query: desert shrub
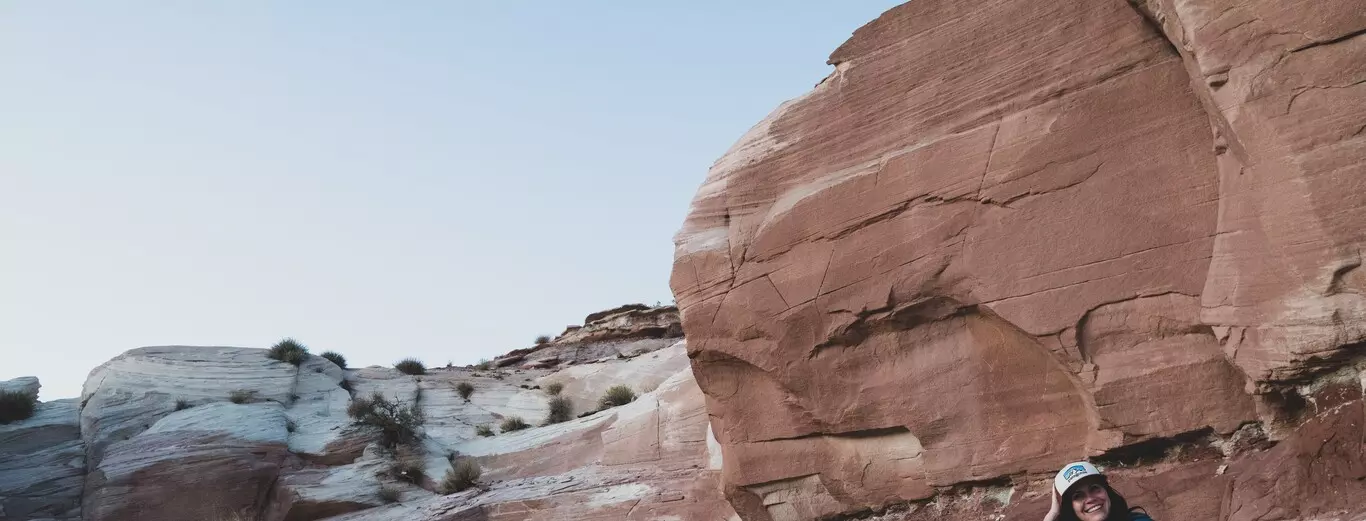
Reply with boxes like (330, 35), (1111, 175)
(0, 390), (37, 424)
(475, 424), (495, 437)
(544, 395), (573, 425)
(598, 385), (636, 409)
(544, 382), (564, 396)
(389, 456), (426, 485)
(267, 338), (309, 366)
(474, 358), (492, 371)
(440, 458), (482, 494)
(319, 351), (347, 369)
(174, 398), (192, 411)
(347, 392), (425, 448)
(377, 485), (402, 503)
(499, 416), (529, 432)
(456, 382), (475, 401)
(394, 358), (426, 376)
(285, 419), (297, 433)
(228, 389), (258, 404)
(534, 335), (551, 345)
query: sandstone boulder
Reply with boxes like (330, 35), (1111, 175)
(82, 402), (292, 521)
(0, 377), (40, 398)
(0, 384), (84, 521)
(670, 0), (1366, 518)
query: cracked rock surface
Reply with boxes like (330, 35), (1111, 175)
(671, 0), (1365, 519)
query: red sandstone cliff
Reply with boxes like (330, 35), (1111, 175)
(671, 0), (1366, 519)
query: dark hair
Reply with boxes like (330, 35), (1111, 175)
(1058, 480), (1140, 521)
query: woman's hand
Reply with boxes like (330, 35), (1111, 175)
(1043, 489), (1062, 521)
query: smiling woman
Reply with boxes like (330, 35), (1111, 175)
(1044, 462), (1154, 521)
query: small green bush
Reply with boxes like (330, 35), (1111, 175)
(475, 424), (495, 437)
(174, 398), (192, 411)
(320, 351), (347, 369)
(440, 458), (482, 494)
(544, 382), (564, 396)
(456, 382), (475, 401)
(267, 338), (309, 366)
(0, 390), (37, 424)
(500, 416), (530, 432)
(545, 395), (573, 425)
(394, 358), (426, 376)
(347, 392), (425, 448)
(474, 358), (492, 371)
(377, 485), (402, 503)
(598, 385), (636, 409)
(534, 335), (551, 345)
(229, 389), (258, 404)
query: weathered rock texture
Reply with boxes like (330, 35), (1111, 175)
(0, 378), (84, 521)
(0, 332), (735, 520)
(670, 0), (1365, 519)
(497, 304), (684, 370)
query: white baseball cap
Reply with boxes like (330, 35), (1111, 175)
(1054, 461), (1103, 495)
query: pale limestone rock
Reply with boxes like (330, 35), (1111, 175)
(80, 346), (297, 464)
(0, 376), (40, 397)
(0, 396), (84, 521)
(285, 355), (354, 459)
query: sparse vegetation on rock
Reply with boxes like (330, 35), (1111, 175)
(545, 395), (574, 425)
(535, 334), (552, 345)
(475, 424), (495, 437)
(500, 416), (530, 432)
(228, 389), (259, 404)
(474, 358), (492, 371)
(394, 358), (426, 375)
(440, 458), (482, 494)
(347, 392), (425, 448)
(0, 390), (37, 424)
(174, 398), (192, 411)
(377, 485), (402, 503)
(267, 338), (309, 366)
(389, 455), (426, 485)
(599, 385), (636, 409)
(545, 382), (564, 396)
(456, 382), (475, 401)
(319, 351), (347, 369)
(285, 419), (297, 433)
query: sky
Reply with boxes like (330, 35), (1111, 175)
(0, 1), (902, 400)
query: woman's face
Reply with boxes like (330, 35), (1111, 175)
(1069, 478), (1110, 521)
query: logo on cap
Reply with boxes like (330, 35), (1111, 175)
(1062, 464), (1088, 481)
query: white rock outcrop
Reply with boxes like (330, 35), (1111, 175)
(7, 330), (736, 521)
(0, 384), (85, 521)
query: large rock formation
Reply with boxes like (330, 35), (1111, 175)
(0, 311), (734, 521)
(671, 0), (1365, 519)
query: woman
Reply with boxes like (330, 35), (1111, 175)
(1043, 461), (1153, 521)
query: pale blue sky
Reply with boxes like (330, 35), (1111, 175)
(1, 1), (900, 399)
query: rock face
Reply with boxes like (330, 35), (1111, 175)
(1, 335), (735, 521)
(498, 304), (685, 370)
(0, 378), (85, 521)
(670, 0), (1365, 519)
